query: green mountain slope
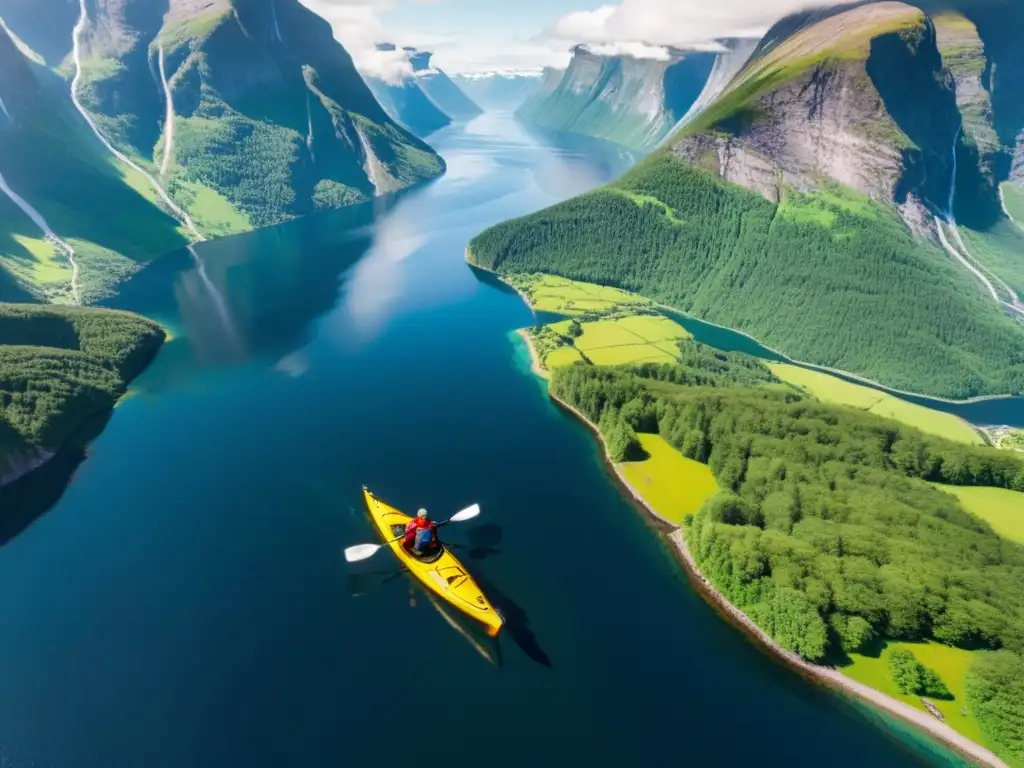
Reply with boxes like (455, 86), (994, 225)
(471, 3), (1024, 399)
(0, 22), (189, 304)
(0, 0), (444, 301)
(0, 303), (164, 486)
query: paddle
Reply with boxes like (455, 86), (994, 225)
(344, 504), (481, 563)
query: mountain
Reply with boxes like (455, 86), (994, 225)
(363, 44), (451, 138)
(517, 66), (564, 119)
(407, 49), (483, 121)
(0, 19), (189, 304)
(470, 2), (1024, 399)
(0, 0), (444, 302)
(449, 71), (544, 111)
(514, 45), (717, 151)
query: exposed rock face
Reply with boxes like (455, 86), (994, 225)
(516, 45), (715, 151)
(517, 66), (563, 119)
(670, 3), (961, 233)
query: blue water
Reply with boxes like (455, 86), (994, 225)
(0, 114), (971, 767)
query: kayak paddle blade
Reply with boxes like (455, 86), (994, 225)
(448, 504), (481, 523)
(344, 543), (383, 563)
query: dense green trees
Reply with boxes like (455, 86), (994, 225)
(549, 342), (1024, 668)
(888, 649), (952, 698)
(0, 305), (164, 474)
(966, 652), (1024, 764)
(471, 155), (1024, 398)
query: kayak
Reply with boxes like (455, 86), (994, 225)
(362, 487), (504, 637)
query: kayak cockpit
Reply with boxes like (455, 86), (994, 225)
(390, 523), (445, 563)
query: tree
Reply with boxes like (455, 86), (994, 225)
(889, 649), (924, 694)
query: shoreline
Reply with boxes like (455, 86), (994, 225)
(504, 300), (1007, 767)
(544, 372), (1007, 768)
(466, 253), (1018, 407)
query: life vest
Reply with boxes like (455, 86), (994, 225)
(413, 525), (436, 553)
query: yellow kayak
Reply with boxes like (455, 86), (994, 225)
(362, 487), (504, 637)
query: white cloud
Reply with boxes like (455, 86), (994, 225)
(298, 0), (414, 83)
(547, 0), (851, 50)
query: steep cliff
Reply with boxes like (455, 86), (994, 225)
(450, 71), (543, 111)
(672, 3), (960, 234)
(1, 0), (443, 253)
(408, 49), (482, 121)
(0, 20), (188, 303)
(470, 1), (1024, 399)
(515, 45), (716, 151)
(363, 45), (451, 138)
(516, 66), (563, 121)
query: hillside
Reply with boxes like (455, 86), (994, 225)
(0, 303), (164, 486)
(472, 2), (1024, 399)
(364, 46), (451, 138)
(0, 0), (444, 300)
(0, 22), (189, 304)
(408, 50), (482, 121)
(450, 71), (543, 110)
(515, 45), (715, 151)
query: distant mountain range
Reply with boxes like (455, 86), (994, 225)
(0, 0), (444, 303)
(516, 44), (719, 151)
(449, 71), (545, 111)
(363, 46), (481, 138)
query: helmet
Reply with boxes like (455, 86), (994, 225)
(417, 508), (428, 519)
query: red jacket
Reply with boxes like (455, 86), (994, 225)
(403, 518), (438, 549)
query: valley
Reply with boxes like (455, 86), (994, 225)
(0, 1), (1023, 766)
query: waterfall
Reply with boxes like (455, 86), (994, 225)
(0, 168), (80, 303)
(157, 44), (175, 176)
(946, 125), (961, 222)
(356, 127), (382, 195)
(71, 0), (203, 240)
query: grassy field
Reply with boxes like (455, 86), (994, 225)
(932, 485), (1024, 544)
(767, 364), (983, 445)
(839, 641), (985, 746)
(544, 315), (688, 370)
(507, 273), (652, 316)
(618, 434), (719, 525)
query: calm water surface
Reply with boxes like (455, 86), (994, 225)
(0, 114), (971, 767)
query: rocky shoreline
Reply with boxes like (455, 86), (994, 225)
(515, 326), (1007, 768)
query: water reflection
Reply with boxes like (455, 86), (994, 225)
(107, 188), (427, 389)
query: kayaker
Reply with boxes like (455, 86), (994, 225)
(403, 508), (440, 556)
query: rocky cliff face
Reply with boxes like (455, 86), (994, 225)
(409, 50), (482, 121)
(516, 46), (715, 151)
(670, 3), (960, 234)
(517, 66), (563, 120)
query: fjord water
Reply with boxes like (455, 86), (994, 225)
(0, 114), (967, 767)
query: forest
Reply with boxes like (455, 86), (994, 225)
(0, 305), (165, 471)
(549, 339), (1024, 756)
(471, 155), (1024, 399)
